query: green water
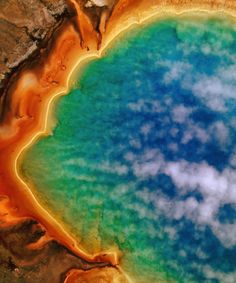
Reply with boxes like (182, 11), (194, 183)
(22, 14), (236, 282)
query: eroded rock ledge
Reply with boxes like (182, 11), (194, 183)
(0, 218), (112, 283)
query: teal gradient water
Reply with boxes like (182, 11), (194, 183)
(22, 15), (236, 282)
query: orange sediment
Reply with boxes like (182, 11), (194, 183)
(64, 267), (130, 283)
(1, 0), (236, 281)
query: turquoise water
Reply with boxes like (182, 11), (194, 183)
(22, 15), (236, 282)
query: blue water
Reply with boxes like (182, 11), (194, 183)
(22, 15), (236, 282)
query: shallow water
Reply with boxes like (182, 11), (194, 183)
(22, 15), (236, 282)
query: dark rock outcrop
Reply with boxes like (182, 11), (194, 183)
(79, 0), (118, 32)
(0, 218), (109, 283)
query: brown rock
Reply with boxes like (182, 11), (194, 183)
(0, 218), (110, 283)
(78, 0), (118, 31)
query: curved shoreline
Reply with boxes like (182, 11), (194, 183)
(3, 1), (236, 281)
